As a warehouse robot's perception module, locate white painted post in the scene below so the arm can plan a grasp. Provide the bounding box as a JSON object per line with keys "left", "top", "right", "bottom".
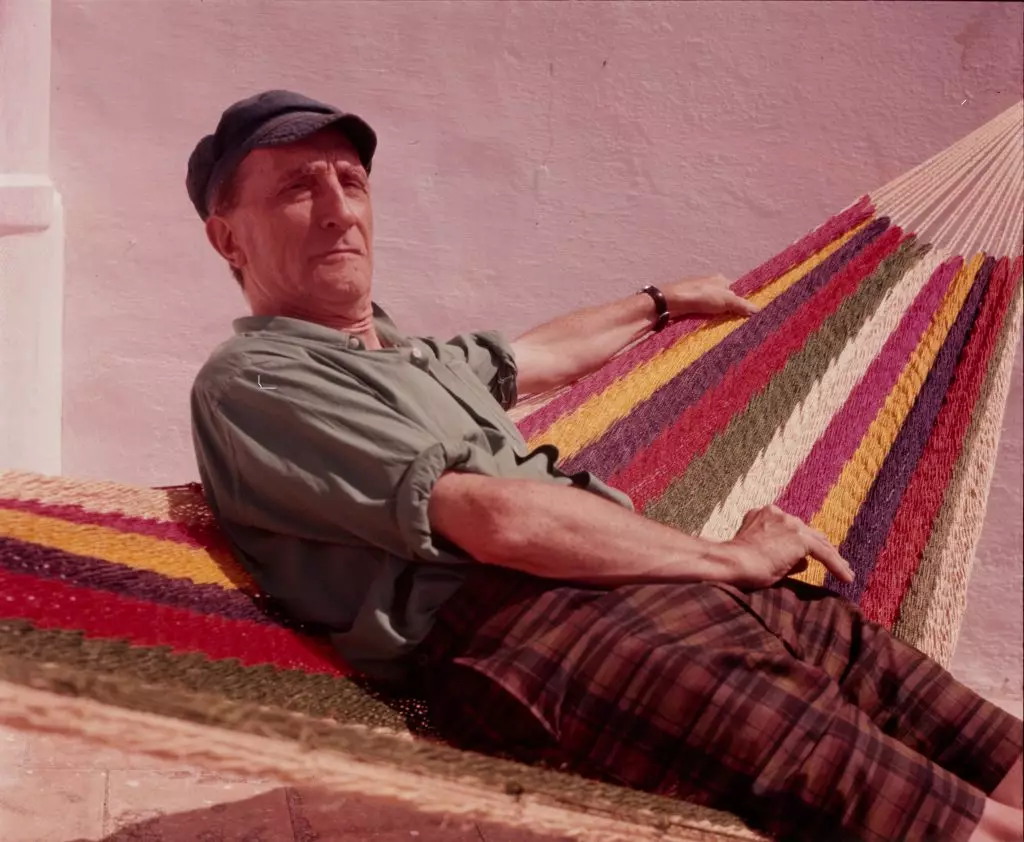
{"left": 0, "top": 0, "right": 63, "bottom": 474}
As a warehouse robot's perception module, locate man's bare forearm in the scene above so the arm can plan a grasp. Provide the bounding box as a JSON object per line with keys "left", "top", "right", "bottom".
{"left": 508, "top": 278, "right": 756, "bottom": 397}
{"left": 510, "top": 294, "right": 653, "bottom": 396}
{"left": 429, "top": 472, "right": 740, "bottom": 586}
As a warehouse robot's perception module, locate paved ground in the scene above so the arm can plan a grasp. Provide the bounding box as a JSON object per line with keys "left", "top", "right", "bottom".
{"left": 1, "top": 699, "right": 1020, "bottom": 840}
{"left": 0, "top": 723, "right": 569, "bottom": 842}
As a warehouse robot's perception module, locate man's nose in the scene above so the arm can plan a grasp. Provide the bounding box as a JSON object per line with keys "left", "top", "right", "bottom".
{"left": 317, "top": 179, "right": 357, "bottom": 230}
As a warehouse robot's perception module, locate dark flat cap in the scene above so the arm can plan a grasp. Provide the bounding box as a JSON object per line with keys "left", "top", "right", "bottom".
{"left": 186, "top": 90, "right": 377, "bottom": 220}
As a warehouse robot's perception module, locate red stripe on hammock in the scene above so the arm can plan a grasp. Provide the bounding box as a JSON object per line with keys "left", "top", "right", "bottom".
{"left": 617, "top": 226, "right": 905, "bottom": 510}
{"left": 859, "top": 256, "right": 1021, "bottom": 627}
{"left": 0, "top": 495, "right": 229, "bottom": 554}
{"left": 0, "top": 566, "right": 349, "bottom": 677}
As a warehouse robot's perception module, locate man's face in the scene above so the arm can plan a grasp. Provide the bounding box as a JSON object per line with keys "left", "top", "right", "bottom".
{"left": 209, "top": 130, "right": 374, "bottom": 310}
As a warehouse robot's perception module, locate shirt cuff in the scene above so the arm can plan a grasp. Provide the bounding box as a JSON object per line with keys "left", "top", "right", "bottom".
{"left": 395, "top": 439, "right": 501, "bottom": 562}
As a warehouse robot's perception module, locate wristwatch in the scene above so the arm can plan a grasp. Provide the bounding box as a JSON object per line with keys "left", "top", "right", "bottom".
{"left": 638, "top": 285, "right": 671, "bottom": 332}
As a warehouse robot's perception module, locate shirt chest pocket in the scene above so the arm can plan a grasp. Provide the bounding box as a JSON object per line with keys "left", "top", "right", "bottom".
{"left": 438, "top": 358, "right": 522, "bottom": 439}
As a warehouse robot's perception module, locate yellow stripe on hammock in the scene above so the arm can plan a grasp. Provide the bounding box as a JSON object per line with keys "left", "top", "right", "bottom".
{"left": 528, "top": 220, "right": 874, "bottom": 457}
{"left": 0, "top": 508, "right": 242, "bottom": 590}
{"left": 795, "top": 253, "right": 984, "bottom": 586}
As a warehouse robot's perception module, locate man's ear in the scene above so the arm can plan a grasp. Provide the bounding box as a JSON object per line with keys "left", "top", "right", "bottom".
{"left": 205, "top": 215, "right": 247, "bottom": 273}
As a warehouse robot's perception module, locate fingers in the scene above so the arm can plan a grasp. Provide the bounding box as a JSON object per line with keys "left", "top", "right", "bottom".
{"left": 810, "top": 526, "right": 832, "bottom": 546}
{"left": 807, "top": 533, "right": 855, "bottom": 584}
{"left": 779, "top": 508, "right": 854, "bottom": 583}
{"left": 732, "top": 298, "right": 761, "bottom": 316}
{"left": 714, "top": 289, "right": 759, "bottom": 316}
{"left": 739, "top": 503, "right": 855, "bottom": 584}
{"left": 726, "top": 291, "right": 760, "bottom": 315}
{"left": 663, "top": 279, "right": 758, "bottom": 319}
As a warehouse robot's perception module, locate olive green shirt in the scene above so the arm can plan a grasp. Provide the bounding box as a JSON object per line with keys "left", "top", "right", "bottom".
{"left": 190, "top": 305, "right": 632, "bottom": 682}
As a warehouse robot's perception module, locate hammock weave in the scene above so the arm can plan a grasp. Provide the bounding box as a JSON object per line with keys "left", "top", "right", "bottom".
{"left": 1, "top": 102, "right": 1022, "bottom": 841}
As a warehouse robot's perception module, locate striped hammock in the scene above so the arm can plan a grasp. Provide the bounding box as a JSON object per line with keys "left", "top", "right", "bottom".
{"left": 0, "top": 102, "right": 1021, "bottom": 842}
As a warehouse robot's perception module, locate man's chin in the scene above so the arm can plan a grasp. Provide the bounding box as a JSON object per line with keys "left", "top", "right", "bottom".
{"left": 309, "top": 268, "right": 371, "bottom": 298}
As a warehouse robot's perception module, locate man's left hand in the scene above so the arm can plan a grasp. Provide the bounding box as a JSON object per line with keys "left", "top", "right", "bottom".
{"left": 663, "top": 274, "right": 759, "bottom": 319}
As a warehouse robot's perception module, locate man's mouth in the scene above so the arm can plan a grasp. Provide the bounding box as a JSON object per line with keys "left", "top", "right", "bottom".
{"left": 315, "top": 247, "right": 363, "bottom": 260}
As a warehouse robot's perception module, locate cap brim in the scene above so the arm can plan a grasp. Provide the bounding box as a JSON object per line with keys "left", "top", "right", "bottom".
{"left": 249, "top": 111, "right": 376, "bottom": 171}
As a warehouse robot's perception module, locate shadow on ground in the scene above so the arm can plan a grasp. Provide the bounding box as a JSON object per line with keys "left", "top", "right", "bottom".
{"left": 84, "top": 785, "right": 568, "bottom": 842}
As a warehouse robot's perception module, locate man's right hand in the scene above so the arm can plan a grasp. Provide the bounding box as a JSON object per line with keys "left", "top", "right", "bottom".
{"left": 724, "top": 505, "right": 855, "bottom": 590}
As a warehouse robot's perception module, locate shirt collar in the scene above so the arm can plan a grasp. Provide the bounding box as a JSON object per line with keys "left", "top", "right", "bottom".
{"left": 232, "top": 303, "right": 406, "bottom": 347}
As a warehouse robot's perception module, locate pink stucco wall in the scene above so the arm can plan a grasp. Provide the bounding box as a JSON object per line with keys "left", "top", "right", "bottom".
{"left": 45, "top": 2, "right": 1022, "bottom": 693}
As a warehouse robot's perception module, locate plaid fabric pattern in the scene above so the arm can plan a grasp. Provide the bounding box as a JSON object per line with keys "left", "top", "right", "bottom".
{"left": 414, "top": 566, "right": 1023, "bottom": 842}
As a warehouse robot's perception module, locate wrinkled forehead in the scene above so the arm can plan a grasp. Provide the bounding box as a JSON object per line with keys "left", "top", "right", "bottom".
{"left": 237, "top": 129, "right": 364, "bottom": 188}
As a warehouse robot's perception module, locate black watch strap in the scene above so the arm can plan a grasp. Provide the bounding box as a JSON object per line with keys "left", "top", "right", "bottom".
{"left": 638, "top": 284, "right": 670, "bottom": 332}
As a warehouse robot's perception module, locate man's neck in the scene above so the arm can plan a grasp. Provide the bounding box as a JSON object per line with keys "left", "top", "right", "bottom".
{"left": 250, "top": 298, "right": 384, "bottom": 349}
{"left": 323, "top": 313, "right": 384, "bottom": 349}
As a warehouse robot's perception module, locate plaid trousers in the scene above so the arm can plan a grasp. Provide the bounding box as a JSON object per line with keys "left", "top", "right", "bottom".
{"left": 413, "top": 565, "right": 1023, "bottom": 842}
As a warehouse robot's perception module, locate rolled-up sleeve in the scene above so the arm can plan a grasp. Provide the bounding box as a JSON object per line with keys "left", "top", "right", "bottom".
{"left": 191, "top": 353, "right": 501, "bottom": 563}
{"left": 439, "top": 331, "right": 518, "bottom": 410}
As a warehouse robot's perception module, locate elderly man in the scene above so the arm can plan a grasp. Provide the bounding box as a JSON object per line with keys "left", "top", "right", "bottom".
{"left": 187, "top": 91, "right": 1022, "bottom": 842}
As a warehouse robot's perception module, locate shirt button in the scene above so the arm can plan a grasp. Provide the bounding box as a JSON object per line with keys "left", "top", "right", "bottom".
{"left": 348, "top": 337, "right": 361, "bottom": 349}
{"left": 410, "top": 348, "right": 423, "bottom": 360}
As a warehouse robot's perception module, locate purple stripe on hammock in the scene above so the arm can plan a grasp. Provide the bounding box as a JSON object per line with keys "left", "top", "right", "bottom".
{"left": 0, "top": 536, "right": 282, "bottom": 626}
{"left": 827, "top": 256, "right": 995, "bottom": 599}
{"left": 516, "top": 196, "right": 876, "bottom": 441}
{"left": 559, "top": 217, "right": 890, "bottom": 479}
{"left": 774, "top": 256, "right": 963, "bottom": 521}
